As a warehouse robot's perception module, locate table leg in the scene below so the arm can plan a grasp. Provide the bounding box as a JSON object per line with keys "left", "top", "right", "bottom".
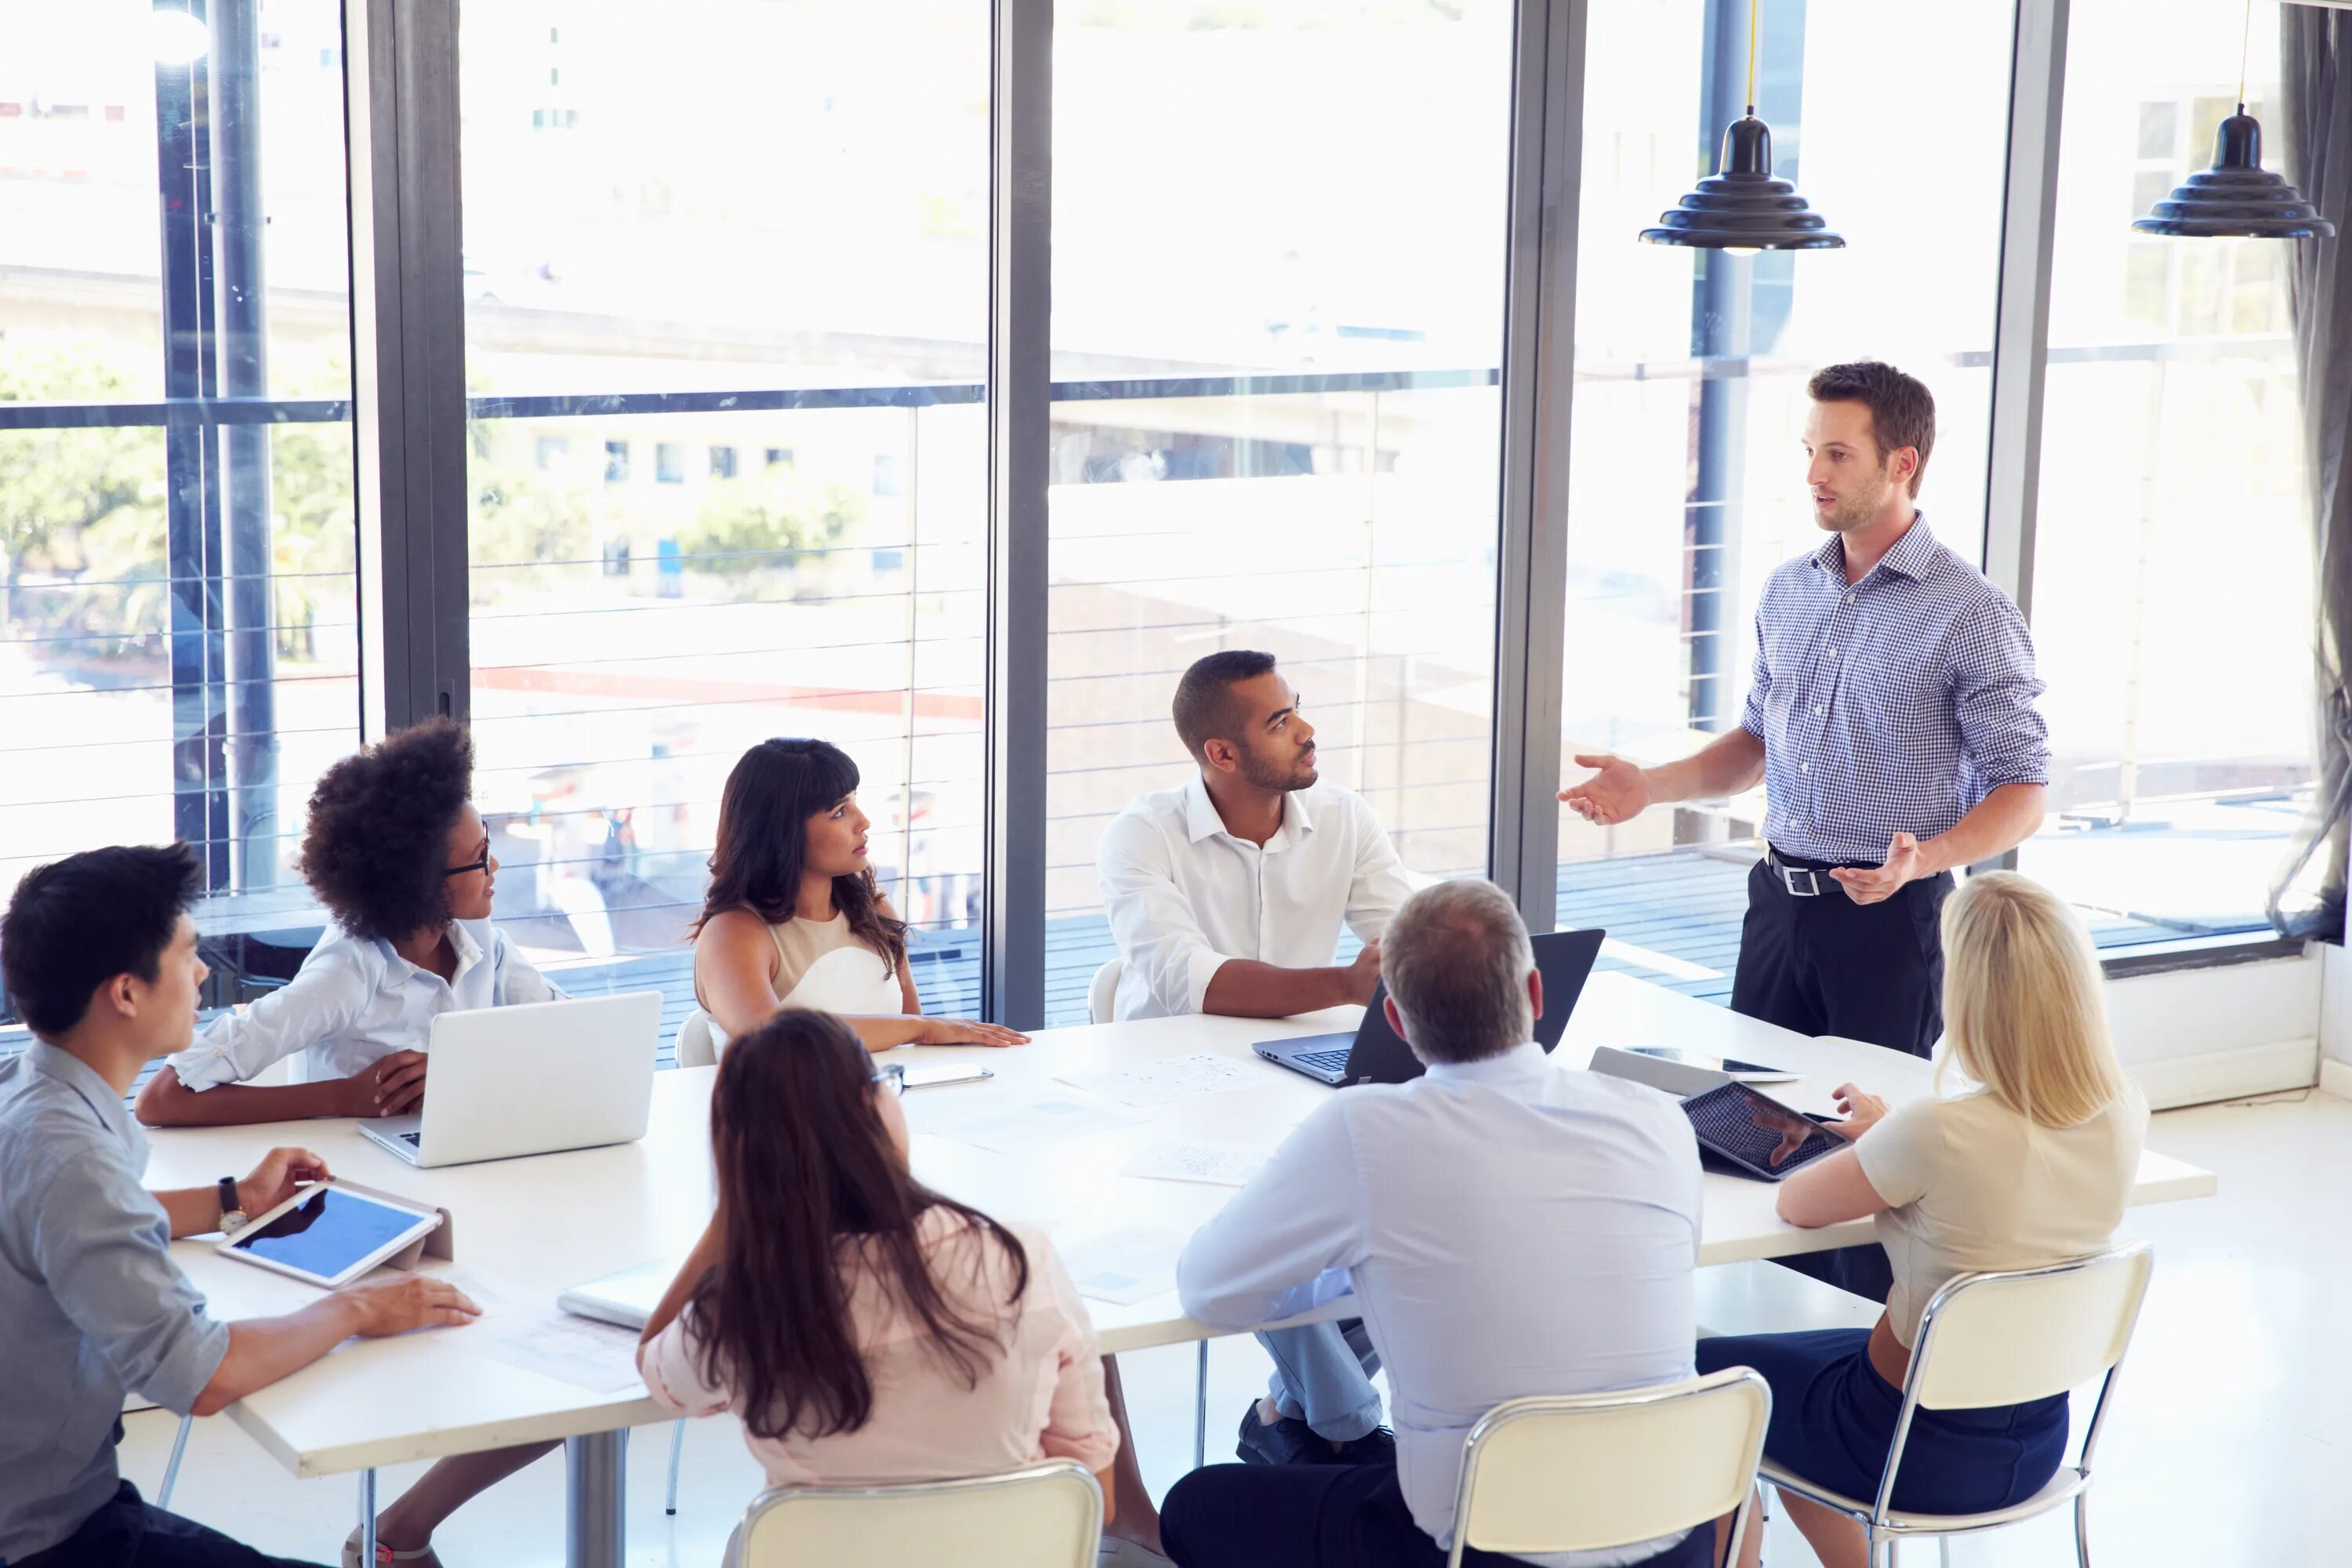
{"left": 1192, "top": 1340, "right": 1208, "bottom": 1471}
{"left": 358, "top": 1468, "right": 376, "bottom": 1565}
{"left": 566, "top": 1428, "right": 629, "bottom": 1568}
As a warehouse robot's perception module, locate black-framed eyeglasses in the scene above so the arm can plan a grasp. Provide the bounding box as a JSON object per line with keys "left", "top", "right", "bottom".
{"left": 442, "top": 842, "right": 491, "bottom": 879}
{"left": 871, "top": 1063, "right": 906, "bottom": 1098}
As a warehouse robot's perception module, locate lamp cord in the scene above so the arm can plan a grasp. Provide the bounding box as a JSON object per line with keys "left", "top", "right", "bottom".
{"left": 1746, "top": 0, "right": 1761, "bottom": 118}
{"left": 2237, "top": 0, "right": 2252, "bottom": 114}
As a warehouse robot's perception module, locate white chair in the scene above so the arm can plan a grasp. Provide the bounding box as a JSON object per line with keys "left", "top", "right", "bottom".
{"left": 676, "top": 1006, "right": 721, "bottom": 1069}
{"left": 157, "top": 1414, "right": 194, "bottom": 1508}
{"left": 1447, "top": 1367, "right": 1771, "bottom": 1568}
{"left": 1759, "top": 1243, "right": 2155, "bottom": 1568}
{"left": 1086, "top": 958, "right": 1121, "bottom": 1026}
{"left": 738, "top": 1459, "right": 1102, "bottom": 1568}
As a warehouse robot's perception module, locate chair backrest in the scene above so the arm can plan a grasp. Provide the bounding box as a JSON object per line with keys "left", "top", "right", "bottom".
{"left": 1907, "top": 1243, "right": 2154, "bottom": 1412}
{"left": 675, "top": 1007, "right": 721, "bottom": 1070}
{"left": 1454, "top": 1369, "right": 1770, "bottom": 1558}
{"left": 1087, "top": 957, "right": 1122, "bottom": 1027}
{"left": 739, "top": 1460, "right": 1102, "bottom": 1568}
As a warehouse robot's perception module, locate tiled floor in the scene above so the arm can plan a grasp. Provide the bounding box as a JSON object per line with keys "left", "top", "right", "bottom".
{"left": 117, "top": 1085, "right": 2351, "bottom": 1566}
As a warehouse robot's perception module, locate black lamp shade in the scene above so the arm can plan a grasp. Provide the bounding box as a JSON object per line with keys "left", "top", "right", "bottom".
{"left": 1640, "top": 116, "right": 1844, "bottom": 251}
{"left": 2132, "top": 113, "right": 2336, "bottom": 239}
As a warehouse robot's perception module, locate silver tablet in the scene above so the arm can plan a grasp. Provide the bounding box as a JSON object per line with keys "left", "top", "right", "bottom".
{"left": 217, "top": 1181, "right": 442, "bottom": 1290}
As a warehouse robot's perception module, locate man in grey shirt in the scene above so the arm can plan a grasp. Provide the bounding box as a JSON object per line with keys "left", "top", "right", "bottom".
{"left": 0, "top": 844, "right": 478, "bottom": 1568}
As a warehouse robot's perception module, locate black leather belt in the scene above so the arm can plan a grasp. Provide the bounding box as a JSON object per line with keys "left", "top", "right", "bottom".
{"left": 1764, "top": 844, "right": 1872, "bottom": 898}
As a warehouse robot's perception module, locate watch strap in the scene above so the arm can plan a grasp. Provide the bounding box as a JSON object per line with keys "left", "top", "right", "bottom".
{"left": 217, "top": 1176, "right": 243, "bottom": 1229}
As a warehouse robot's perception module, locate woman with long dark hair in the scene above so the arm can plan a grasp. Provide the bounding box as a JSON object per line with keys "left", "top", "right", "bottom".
{"left": 690, "top": 738, "right": 1025, "bottom": 1051}
{"left": 637, "top": 1011, "right": 1117, "bottom": 1555}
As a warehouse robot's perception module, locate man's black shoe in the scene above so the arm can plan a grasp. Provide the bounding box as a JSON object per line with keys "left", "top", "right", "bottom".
{"left": 1236, "top": 1404, "right": 1398, "bottom": 1466}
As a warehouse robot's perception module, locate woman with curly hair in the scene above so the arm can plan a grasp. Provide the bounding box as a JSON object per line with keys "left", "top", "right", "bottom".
{"left": 135, "top": 720, "right": 570, "bottom": 1566}
{"left": 690, "top": 738, "right": 1026, "bottom": 1051}
{"left": 135, "top": 717, "right": 562, "bottom": 1128}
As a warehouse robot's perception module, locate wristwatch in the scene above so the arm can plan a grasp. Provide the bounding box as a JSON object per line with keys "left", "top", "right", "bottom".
{"left": 217, "top": 1177, "right": 249, "bottom": 1235}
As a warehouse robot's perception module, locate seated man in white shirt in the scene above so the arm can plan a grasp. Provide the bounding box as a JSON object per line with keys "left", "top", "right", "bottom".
{"left": 1097, "top": 649, "right": 1417, "bottom": 1465}
{"left": 1161, "top": 880, "right": 1711, "bottom": 1568}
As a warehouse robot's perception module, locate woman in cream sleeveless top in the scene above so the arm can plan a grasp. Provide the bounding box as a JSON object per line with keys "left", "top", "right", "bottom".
{"left": 688, "top": 739, "right": 1028, "bottom": 1056}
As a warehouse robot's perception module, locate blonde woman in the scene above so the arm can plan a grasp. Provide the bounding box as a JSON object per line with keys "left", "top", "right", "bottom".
{"left": 1698, "top": 872, "right": 2148, "bottom": 1568}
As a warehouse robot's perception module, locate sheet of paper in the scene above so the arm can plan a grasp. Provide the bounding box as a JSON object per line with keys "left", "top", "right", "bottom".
{"left": 1056, "top": 1226, "right": 1183, "bottom": 1307}
{"left": 927, "top": 1091, "right": 1145, "bottom": 1153}
{"left": 1121, "top": 1142, "right": 1265, "bottom": 1188}
{"left": 411, "top": 1263, "right": 645, "bottom": 1393}
{"left": 1058, "top": 1052, "right": 1263, "bottom": 1106}
{"left": 461, "top": 1312, "right": 646, "bottom": 1394}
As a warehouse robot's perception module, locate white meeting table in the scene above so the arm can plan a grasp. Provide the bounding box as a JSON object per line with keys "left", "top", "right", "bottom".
{"left": 144, "top": 972, "right": 2216, "bottom": 1568}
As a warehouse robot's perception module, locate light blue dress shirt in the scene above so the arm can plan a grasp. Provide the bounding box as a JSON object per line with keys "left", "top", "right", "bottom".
{"left": 1176, "top": 1043, "right": 1704, "bottom": 1567}
{"left": 166, "top": 917, "right": 561, "bottom": 1091}
{"left": 0, "top": 1040, "right": 231, "bottom": 1563}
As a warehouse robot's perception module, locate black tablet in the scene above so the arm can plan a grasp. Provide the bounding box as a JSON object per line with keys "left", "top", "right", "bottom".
{"left": 1679, "top": 1081, "right": 1843, "bottom": 1181}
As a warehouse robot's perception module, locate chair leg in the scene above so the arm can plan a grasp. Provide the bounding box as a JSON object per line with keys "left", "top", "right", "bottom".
{"left": 157, "top": 1414, "right": 194, "bottom": 1508}
{"left": 1939, "top": 1536, "right": 1952, "bottom": 1567}
{"left": 665, "top": 1420, "right": 686, "bottom": 1516}
{"left": 2074, "top": 1492, "right": 2092, "bottom": 1568}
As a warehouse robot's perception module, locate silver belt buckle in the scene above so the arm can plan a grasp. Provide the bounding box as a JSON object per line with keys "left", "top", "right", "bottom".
{"left": 1777, "top": 856, "right": 1822, "bottom": 898}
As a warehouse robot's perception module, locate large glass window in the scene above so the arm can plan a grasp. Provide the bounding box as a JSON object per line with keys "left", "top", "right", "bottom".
{"left": 2016, "top": 0, "right": 2312, "bottom": 945}
{"left": 457, "top": 2, "right": 989, "bottom": 1022}
{"left": 1041, "top": 1, "right": 1515, "bottom": 1024}
{"left": 0, "top": 0, "right": 361, "bottom": 996}
{"left": 1555, "top": 0, "right": 2014, "bottom": 1000}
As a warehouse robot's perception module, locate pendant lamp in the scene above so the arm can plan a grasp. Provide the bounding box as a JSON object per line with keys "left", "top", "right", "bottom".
{"left": 1640, "top": 0, "right": 1842, "bottom": 253}
{"left": 2132, "top": 0, "right": 2334, "bottom": 239}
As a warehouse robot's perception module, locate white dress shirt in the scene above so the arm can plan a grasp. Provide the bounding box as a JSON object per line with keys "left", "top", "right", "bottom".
{"left": 167, "top": 919, "right": 563, "bottom": 1091}
{"left": 1176, "top": 1045, "right": 1704, "bottom": 1567}
{"left": 1096, "top": 775, "right": 1418, "bottom": 1021}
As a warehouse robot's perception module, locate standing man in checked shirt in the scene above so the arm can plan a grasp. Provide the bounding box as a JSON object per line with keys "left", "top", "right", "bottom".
{"left": 1562, "top": 361, "right": 2049, "bottom": 1064}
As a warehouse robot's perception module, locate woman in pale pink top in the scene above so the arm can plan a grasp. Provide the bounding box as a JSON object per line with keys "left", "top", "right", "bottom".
{"left": 637, "top": 1009, "right": 1119, "bottom": 1555}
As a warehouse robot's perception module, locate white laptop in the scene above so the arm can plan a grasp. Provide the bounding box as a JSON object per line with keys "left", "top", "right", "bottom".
{"left": 358, "top": 991, "right": 663, "bottom": 1168}
{"left": 557, "top": 1254, "right": 684, "bottom": 1330}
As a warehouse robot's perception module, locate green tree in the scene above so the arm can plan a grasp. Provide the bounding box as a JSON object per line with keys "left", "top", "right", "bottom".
{"left": 676, "top": 475, "right": 863, "bottom": 599}
{"left": 467, "top": 466, "right": 597, "bottom": 601}
{"left": 0, "top": 345, "right": 170, "bottom": 659}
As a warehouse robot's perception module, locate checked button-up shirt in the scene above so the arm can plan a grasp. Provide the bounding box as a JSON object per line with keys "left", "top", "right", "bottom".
{"left": 1737, "top": 515, "right": 2050, "bottom": 866}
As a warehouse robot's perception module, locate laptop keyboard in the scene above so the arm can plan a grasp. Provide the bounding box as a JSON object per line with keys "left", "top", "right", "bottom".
{"left": 1294, "top": 1047, "right": 1352, "bottom": 1075}
{"left": 398, "top": 1130, "right": 423, "bottom": 1148}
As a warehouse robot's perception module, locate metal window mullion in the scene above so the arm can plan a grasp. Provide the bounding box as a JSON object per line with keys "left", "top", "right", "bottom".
{"left": 982, "top": 0, "right": 1052, "bottom": 1029}
{"left": 1976, "top": 0, "right": 2068, "bottom": 876}
{"left": 343, "top": 0, "right": 469, "bottom": 741}
{"left": 1982, "top": 0, "right": 2069, "bottom": 619}
{"left": 1491, "top": 0, "right": 1588, "bottom": 932}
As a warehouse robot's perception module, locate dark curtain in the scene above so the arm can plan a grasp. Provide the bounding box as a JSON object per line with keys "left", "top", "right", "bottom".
{"left": 2272, "top": 6, "right": 2352, "bottom": 941}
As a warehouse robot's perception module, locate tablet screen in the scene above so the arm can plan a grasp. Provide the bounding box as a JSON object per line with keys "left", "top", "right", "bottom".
{"left": 1681, "top": 1082, "right": 1841, "bottom": 1174}
{"left": 228, "top": 1187, "right": 429, "bottom": 1279}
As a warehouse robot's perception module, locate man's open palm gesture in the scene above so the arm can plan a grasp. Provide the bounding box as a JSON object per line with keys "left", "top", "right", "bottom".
{"left": 1559, "top": 753, "right": 1651, "bottom": 827}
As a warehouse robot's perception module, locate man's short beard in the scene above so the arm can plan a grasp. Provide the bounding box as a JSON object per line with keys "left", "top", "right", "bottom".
{"left": 1236, "top": 747, "right": 1313, "bottom": 793}
{"left": 1822, "top": 470, "right": 1900, "bottom": 532}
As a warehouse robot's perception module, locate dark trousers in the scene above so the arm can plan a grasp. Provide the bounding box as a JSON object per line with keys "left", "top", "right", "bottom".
{"left": 1160, "top": 1459, "right": 1719, "bottom": 1568}
{"left": 1733, "top": 853, "right": 1954, "bottom": 1305}
{"left": 14, "top": 1483, "right": 328, "bottom": 1568}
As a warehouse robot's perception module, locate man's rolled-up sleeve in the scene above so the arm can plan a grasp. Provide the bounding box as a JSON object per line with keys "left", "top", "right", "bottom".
{"left": 1738, "top": 605, "right": 1773, "bottom": 742}
{"left": 1949, "top": 597, "right": 2050, "bottom": 788}
{"left": 1342, "top": 793, "right": 1421, "bottom": 944}
{"left": 31, "top": 1144, "right": 229, "bottom": 1416}
{"left": 1098, "top": 814, "right": 1232, "bottom": 1017}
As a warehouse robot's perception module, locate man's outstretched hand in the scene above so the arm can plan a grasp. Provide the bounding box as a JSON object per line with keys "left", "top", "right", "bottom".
{"left": 1559, "top": 754, "right": 1652, "bottom": 827}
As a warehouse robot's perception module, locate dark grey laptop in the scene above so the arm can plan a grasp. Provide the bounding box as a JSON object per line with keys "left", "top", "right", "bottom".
{"left": 1253, "top": 928, "right": 1606, "bottom": 1087}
